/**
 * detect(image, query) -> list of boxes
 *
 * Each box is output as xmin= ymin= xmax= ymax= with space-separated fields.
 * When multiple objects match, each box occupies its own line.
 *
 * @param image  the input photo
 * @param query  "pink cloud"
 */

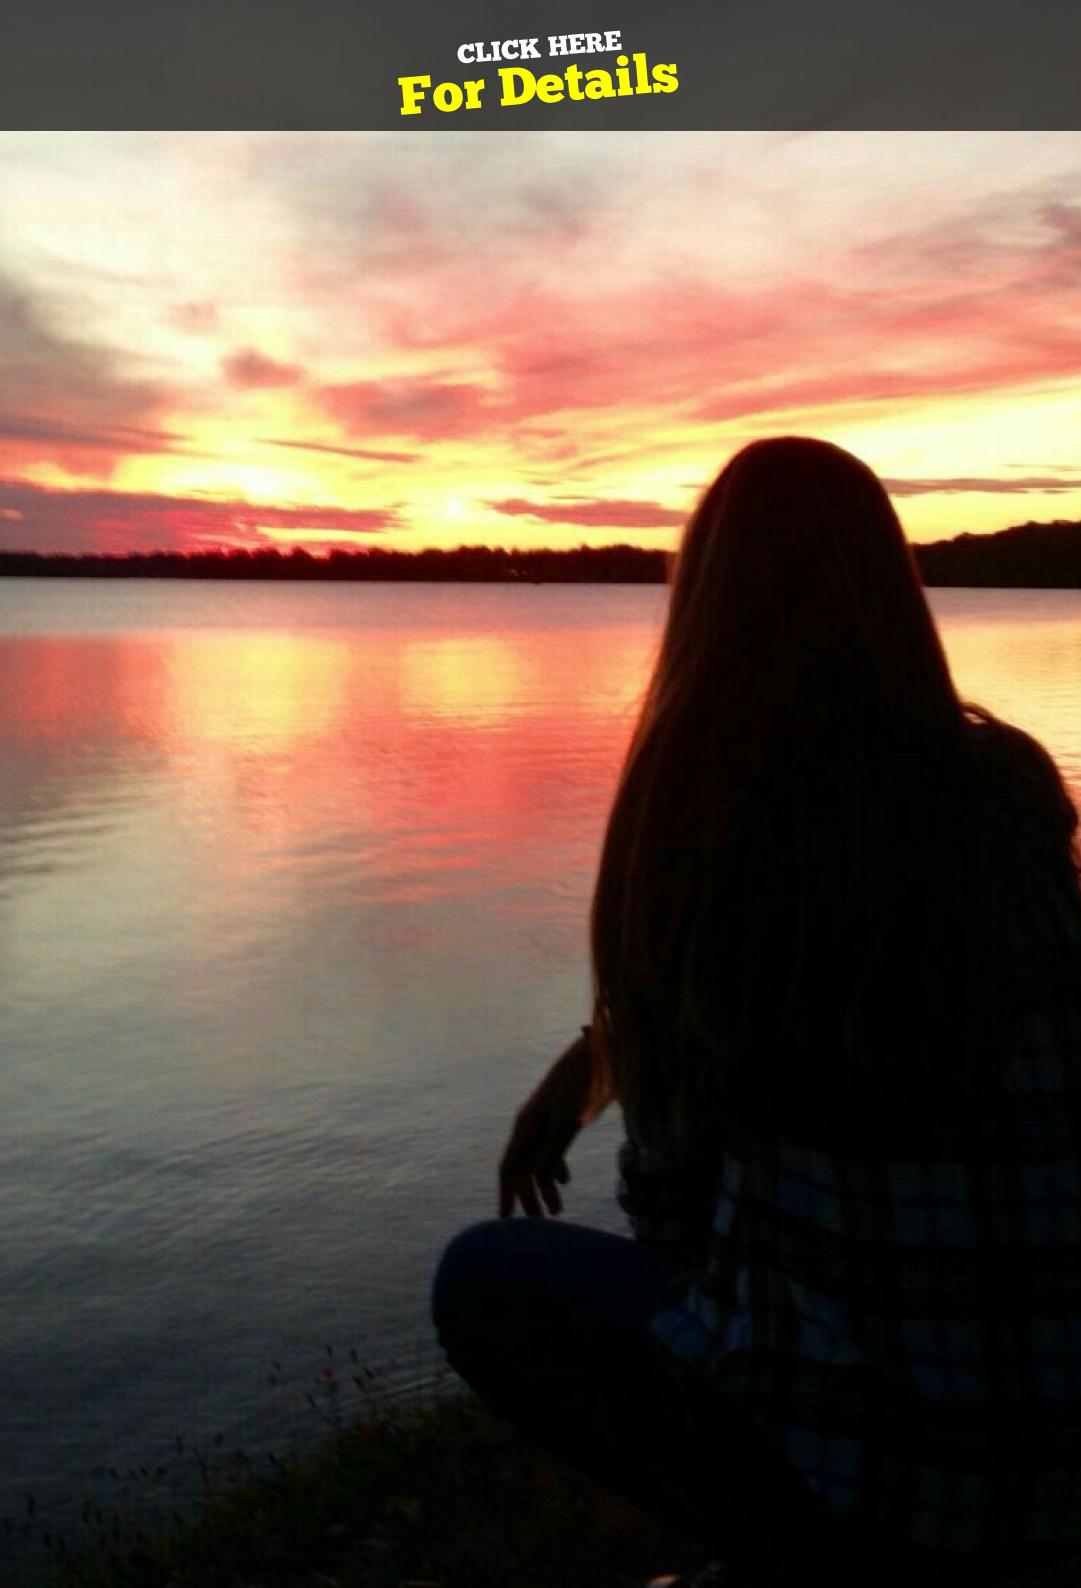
xmin=168 ymin=300 xmax=218 ymax=334
xmin=0 ymin=414 xmax=187 ymax=453
xmin=312 ymin=194 xmax=1081 ymax=455
xmin=0 ymin=478 xmax=398 ymax=554
xmin=319 ymin=377 xmax=489 ymax=440
xmin=221 ymin=348 xmax=303 ymax=388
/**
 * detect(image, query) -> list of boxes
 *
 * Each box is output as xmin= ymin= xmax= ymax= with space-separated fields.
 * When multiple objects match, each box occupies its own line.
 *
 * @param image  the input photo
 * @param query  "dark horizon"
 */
xmin=4 ymin=514 xmax=1081 ymax=587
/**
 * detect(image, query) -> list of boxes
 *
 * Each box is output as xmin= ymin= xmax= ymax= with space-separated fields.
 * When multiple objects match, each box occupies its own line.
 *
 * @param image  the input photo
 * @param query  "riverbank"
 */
xmin=33 ymin=1392 xmax=696 ymax=1588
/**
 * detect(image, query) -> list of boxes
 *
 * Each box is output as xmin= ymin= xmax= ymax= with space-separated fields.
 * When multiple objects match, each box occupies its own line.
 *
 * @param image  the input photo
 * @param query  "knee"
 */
xmin=431 ymin=1219 xmax=508 ymax=1347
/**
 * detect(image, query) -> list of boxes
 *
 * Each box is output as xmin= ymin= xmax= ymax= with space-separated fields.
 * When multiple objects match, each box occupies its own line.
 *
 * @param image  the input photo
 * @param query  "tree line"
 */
xmin=3 ymin=517 xmax=1081 ymax=584
xmin=0 ymin=544 xmax=668 ymax=581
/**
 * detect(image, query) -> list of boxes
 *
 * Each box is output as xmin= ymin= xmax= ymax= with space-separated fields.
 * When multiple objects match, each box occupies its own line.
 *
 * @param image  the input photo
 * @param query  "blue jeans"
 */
xmin=431 ymin=1218 xmax=852 ymax=1582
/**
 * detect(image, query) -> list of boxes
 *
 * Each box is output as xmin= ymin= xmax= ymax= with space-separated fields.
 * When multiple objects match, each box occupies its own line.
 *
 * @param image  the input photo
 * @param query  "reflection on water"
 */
xmin=400 ymin=634 xmax=529 ymax=724
xmin=165 ymin=633 xmax=351 ymax=748
xmin=0 ymin=581 xmax=661 ymax=1549
xmin=0 ymin=579 xmax=1079 ymax=1546
xmin=932 ymin=589 xmax=1081 ymax=792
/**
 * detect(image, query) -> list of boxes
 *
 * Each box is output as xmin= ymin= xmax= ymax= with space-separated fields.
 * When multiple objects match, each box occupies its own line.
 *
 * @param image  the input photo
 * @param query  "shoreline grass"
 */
xmin=23 ymin=1378 xmax=697 ymax=1588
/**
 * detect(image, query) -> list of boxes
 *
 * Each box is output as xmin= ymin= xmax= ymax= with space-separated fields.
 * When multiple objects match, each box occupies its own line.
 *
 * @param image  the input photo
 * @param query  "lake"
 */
xmin=2 ymin=580 xmax=1081 ymax=1555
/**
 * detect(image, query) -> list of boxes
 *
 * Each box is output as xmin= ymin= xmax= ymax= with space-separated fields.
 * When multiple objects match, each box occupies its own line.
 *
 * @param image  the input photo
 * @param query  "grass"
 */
xmin=19 ymin=1359 xmax=699 ymax=1588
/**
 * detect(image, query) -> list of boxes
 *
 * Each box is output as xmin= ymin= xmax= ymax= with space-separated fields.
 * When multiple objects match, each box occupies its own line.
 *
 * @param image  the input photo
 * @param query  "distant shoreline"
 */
xmin=3 ymin=516 xmax=1081 ymax=587
xmin=2 ymin=571 xmax=1081 ymax=589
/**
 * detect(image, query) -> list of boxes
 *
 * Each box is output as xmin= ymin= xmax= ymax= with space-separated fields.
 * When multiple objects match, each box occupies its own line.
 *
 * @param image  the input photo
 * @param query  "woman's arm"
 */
xmin=498 ymin=1027 xmax=606 ymax=1218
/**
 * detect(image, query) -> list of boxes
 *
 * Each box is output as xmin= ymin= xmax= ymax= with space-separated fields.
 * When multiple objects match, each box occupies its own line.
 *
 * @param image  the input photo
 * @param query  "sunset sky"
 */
xmin=2 ymin=130 xmax=1080 ymax=556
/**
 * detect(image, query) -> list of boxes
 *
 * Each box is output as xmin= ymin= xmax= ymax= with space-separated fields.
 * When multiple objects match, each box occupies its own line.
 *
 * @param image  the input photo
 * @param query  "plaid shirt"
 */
xmin=618 ymin=1004 xmax=1081 ymax=1558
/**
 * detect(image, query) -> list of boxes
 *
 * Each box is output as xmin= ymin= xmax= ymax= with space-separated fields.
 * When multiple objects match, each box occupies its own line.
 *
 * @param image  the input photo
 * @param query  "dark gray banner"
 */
xmin=3 ymin=0 xmax=1080 ymax=130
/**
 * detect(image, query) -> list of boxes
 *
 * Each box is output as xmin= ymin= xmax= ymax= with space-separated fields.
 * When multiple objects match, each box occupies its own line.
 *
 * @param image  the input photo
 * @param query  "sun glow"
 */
xmin=400 ymin=635 xmax=528 ymax=726
xmin=2 ymin=131 xmax=1081 ymax=556
xmin=165 ymin=634 xmax=350 ymax=751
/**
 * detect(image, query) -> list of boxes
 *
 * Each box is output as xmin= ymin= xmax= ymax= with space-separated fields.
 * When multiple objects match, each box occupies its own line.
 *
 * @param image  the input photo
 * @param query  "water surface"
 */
xmin=1 ymin=580 xmax=1080 ymax=1547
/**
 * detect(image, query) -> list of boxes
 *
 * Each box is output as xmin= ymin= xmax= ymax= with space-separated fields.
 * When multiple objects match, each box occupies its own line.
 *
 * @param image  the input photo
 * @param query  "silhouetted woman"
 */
xmin=432 ymin=438 xmax=1081 ymax=1587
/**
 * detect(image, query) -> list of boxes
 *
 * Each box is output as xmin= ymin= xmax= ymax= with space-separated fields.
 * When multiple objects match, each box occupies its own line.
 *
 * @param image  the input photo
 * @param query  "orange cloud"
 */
xmin=489 ymin=496 xmax=686 ymax=528
xmin=259 ymin=436 xmax=419 ymax=465
xmin=885 ymin=473 xmax=1081 ymax=497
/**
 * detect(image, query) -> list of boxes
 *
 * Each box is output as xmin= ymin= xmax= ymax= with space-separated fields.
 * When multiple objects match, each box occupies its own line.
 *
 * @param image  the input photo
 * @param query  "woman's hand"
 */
xmin=498 ymin=1030 xmax=597 ymax=1218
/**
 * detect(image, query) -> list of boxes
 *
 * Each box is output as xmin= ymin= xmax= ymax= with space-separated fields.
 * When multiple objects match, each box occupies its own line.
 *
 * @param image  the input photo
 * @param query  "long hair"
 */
xmin=588 ymin=437 xmax=1080 ymax=1143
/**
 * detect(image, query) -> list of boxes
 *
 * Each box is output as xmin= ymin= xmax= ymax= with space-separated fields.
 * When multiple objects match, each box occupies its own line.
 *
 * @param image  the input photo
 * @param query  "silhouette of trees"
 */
xmin=0 ymin=544 xmax=668 ymax=582
xmin=2 ymin=518 xmax=1081 ymax=584
xmin=915 ymin=519 xmax=1081 ymax=587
